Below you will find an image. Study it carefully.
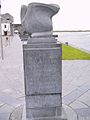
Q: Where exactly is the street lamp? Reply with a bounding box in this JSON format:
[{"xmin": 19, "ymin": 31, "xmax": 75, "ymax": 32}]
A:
[{"xmin": 0, "ymin": 0, "xmax": 4, "ymax": 59}]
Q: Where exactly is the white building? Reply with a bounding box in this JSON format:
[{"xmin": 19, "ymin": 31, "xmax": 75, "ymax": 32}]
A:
[{"xmin": 1, "ymin": 13, "xmax": 14, "ymax": 36}]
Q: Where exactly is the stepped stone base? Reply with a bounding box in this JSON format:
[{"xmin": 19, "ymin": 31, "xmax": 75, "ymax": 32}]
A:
[
  {"xmin": 23, "ymin": 37, "xmax": 62, "ymax": 120},
  {"xmin": 9, "ymin": 105, "xmax": 67, "ymax": 120}
]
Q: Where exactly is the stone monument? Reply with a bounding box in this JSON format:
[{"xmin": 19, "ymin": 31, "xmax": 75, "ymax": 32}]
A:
[
  {"xmin": 20, "ymin": 2, "xmax": 60, "ymax": 37},
  {"xmin": 21, "ymin": 2, "xmax": 65, "ymax": 120}
]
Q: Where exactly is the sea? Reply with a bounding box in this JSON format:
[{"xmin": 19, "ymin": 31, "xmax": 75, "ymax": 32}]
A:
[{"xmin": 54, "ymin": 31, "xmax": 90, "ymax": 53}]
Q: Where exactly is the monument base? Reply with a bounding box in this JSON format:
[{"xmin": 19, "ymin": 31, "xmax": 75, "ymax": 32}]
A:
[
  {"xmin": 23, "ymin": 37, "xmax": 62, "ymax": 120},
  {"xmin": 9, "ymin": 104, "xmax": 67, "ymax": 120}
]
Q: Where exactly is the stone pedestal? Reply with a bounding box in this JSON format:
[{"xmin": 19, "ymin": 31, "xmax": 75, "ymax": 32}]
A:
[{"xmin": 23, "ymin": 37, "xmax": 62, "ymax": 120}]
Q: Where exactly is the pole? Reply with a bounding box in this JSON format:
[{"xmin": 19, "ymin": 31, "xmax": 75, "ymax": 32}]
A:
[{"xmin": 0, "ymin": 0, "xmax": 4, "ymax": 60}]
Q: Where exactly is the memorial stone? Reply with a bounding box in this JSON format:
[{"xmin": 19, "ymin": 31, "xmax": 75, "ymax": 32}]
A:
[{"xmin": 21, "ymin": 2, "xmax": 65, "ymax": 120}]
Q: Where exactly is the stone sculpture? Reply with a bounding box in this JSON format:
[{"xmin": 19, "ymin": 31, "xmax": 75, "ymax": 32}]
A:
[
  {"xmin": 20, "ymin": 2, "xmax": 60, "ymax": 37},
  {"xmin": 21, "ymin": 2, "xmax": 66, "ymax": 120}
]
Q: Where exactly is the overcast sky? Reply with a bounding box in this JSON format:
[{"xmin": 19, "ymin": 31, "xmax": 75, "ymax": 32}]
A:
[{"xmin": 1, "ymin": 0, "xmax": 90, "ymax": 30}]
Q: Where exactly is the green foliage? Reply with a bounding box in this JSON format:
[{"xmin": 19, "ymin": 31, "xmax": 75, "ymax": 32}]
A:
[{"xmin": 62, "ymin": 44, "xmax": 90, "ymax": 60}]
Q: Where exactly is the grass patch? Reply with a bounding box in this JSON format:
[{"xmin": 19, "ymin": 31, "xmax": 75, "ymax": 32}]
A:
[{"xmin": 62, "ymin": 44, "xmax": 90, "ymax": 60}]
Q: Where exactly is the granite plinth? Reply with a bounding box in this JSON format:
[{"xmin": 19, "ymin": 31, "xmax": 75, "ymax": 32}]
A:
[
  {"xmin": 23, "ymin": 43, "xmax": 61, "ymax": 48},
  {"xmin": 26, "ymin": 107, "xmax": 60, "ymax": 118},
  {"xmin": 26, "ymin": 106, "xmax": 62, "ymax": 118},
  {"xmin": 23, "ymin": 37, "xmax": 62, "ymax": 120},
  {"xmin": 27, "ymin": 37, "xmax": 57, "ymax": 44},
  {"xmin": 27, "ymin": 118, "xmax": 67, "ymax": 120},
  {"xmin": 26, "ymin": 94, "xmax": 61, "ymax": 108},
  {"xmin": 9, "ymin": 105, "xmax": 67, "ymax": 120}
]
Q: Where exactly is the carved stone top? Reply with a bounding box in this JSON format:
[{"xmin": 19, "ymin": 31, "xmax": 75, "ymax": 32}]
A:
[{"xmin": 20, "ymin": 2, "xmax": 60, "ymax": 37}]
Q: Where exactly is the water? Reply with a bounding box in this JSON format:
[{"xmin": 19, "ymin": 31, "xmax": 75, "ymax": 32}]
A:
[{"xmin": 54, "ymin": 32, "xmax": 90, "ymax": 53}]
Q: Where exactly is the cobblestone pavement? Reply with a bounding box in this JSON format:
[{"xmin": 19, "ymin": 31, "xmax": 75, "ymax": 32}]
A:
[
  {"xmin": 62, "ymin": 60, "xmax": 90, "ymax": 120},
  {"xmin": 0, "ymin": 35, "xmax": 90, "ymax": 120},
  {"xmin": 0, "ymin": 35, "xmax": 24, "ymax": 120}
]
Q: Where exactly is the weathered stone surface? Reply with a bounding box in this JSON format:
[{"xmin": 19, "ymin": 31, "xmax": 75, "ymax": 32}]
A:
[
  {"xmin": 22, "ymin": 34, "xmax": 62, "ymax": 119},
  {"xmin": 27, "ymin": 37, "xmax": 57, "ymax": 44},
  {"xmin": 23, "ymin": 36, "xmax": 62, "ymax": 120},
  {"xmin": 26, "ymin": 94, "xmax": 61, "ymax": 108},
  {"xmin": 63, "ymin": 89, "xmax": 83, "ymax": 105},
  {"xmin": 20, "ymin": 2, "xmax": 60, "ymax": 37},
  {"xmin": 23, "ymin": 47, "xmax": 62, "ymax": 95},
  {"xmin": 75, "ymin": 108, "xmax": 90, "ymax": 117},
  {"xmin": 26, "ymin": 107, "xmax": 56, "ymax": 118},
  {"xmin": 26, "ymin": 106, "xmax": 62, "ymax": 118},
  {"xmin": 31, "ymin": 32, "xmax": 52, "ymax": 38},
  {"xmin": 23, "ymin": 43, "xmax": 61, "ymax": 49},
  {"xmin": 56, "ymin": 107, "xmax": 62, "ymax": 116},
  {"xmin": 20, "ymin": 35, "xmax": 29, "ymax": 41},
  {"xmin": 27, "ymin": 117, "xmax": 67, "ymax": 120}
]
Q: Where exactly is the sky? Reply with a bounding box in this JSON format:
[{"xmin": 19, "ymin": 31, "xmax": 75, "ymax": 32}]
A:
[{"xmin": 1, "ymin": 0, "xmax": 90, "ymax": 30}]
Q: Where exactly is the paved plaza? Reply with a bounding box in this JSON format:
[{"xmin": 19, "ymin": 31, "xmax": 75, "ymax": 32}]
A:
[{"xmin": 0, "ymin": 34, "xmax": 90, "ymax": 120}]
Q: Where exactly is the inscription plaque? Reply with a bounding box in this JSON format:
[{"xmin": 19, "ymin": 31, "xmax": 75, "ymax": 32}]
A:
[{"xmin": 23, "ymin": 48, "xmax": 62, "ymax": 95}]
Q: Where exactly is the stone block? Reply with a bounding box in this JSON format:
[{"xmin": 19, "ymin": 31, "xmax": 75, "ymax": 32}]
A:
[
  {"xmin": 26, "ymin": 107, "xmax": 56, "ymax": 118},
  {"xmin": 27, "ymin": 117, "xmax": 67, "ymax": 120},
  {"xmin": 26, "ymin": 106, "xmax": 62, "ymax": 118},
  {"xmin": 23, "ymin": 36, "xmax": 62, "ymax": 120},
  {"xmin": 23, "ymin": 47, "xmax": 62, "ymax": 95},
  {"xmin": 23, "ymin": 43, "xmax": 61, "ymax": 49},
  {"xmin": 27, "ymin": 37, "xmax": 57, "ymax": 44},
  {"xmin": 26, "ymin": 94, "xmax": 61, "ymax": 108},
  {"xmin": 56, "ymin": 107, "xmax": 62, "ymax": 116}
]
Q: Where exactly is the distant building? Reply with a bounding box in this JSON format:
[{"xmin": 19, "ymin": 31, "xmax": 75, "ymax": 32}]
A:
[
  {"xmin": 14, "ymin": 24, "xmax": 29, "ymax": 39},
  {"xmin": 14, "ymin": 24, "xmax": 22, "ymax": 33},
  {"xmin": 14, "ymin": 24, "xmax": 24, "ymax": 35},
  {"xmin": 1, "ymin": 13, "xmax": 14, "ymax": 36}
]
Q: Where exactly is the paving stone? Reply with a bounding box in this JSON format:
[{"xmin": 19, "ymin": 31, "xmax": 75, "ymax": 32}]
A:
[
  {"xmin": 63, "ymin": 104, "xmax": 77, "ymax": 120},
  {"xmin": 62, "ymin": 85, "xmax": 77, "ymax": 97},
  {"xmin": 0, "ymin": 104, "xmax": 14, "ymax": 113},
  {"xmin": 63, "ymin": 89, "xmax": 83, "ymax": 105},
  {"xmin": 70, "ymin": 100, "xmax": 88, "ymax": 109},
  {"xmin": 0, "ymin": 101, "xmax": 4, "ymax": 107},
  {"xmin": 77, "ymin": 90, "xmax": 90, "ymax": 106},
  {"xmin": 0, "ymin": 93, "xmax": 21, "ymax": 107},
  {"xmin": 78, "ymin": 82, "xmax": 90, "ymax": 92},
  {"xmin": 9, "ymin": 105, "xmax": 23, "ymax": 120},
  {"xmin": 75, "ymin": 108, "xmax": 90, "ymax": 117},
  {"xmin": 0, "ymin": 113, "xmax": 10, "ymax": 120}
]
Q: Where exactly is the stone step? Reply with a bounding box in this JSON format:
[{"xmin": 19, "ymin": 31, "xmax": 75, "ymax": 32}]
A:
[{"xmin": 9, "ymin": 105, "xmax": 67, "ymax": 120}]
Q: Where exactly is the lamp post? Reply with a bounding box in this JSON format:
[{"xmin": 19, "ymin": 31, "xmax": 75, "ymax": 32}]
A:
[{"xmin": 0, "ymin": 0, "xmax": 4, "ymax": 59}]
